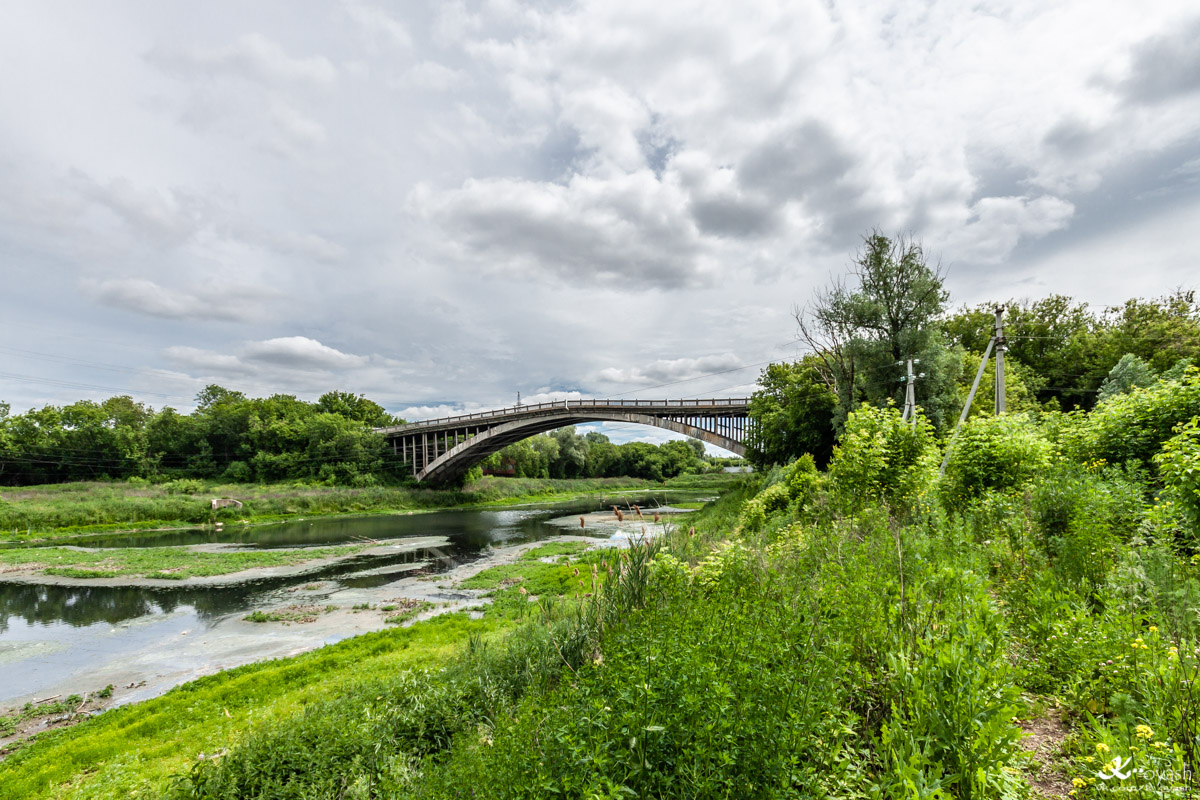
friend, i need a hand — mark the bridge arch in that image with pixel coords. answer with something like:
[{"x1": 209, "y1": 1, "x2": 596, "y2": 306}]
[{"x1": 416, "y1": 410, "x2": 745, "y2": 483}]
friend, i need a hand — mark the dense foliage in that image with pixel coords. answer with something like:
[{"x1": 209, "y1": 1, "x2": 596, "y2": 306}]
[
  {"x1": 0, "y1": 390, "x2": 727, "y2": 487},
  {"x1": 478, "y1": 426, "x2": 722, "y2": 481}
]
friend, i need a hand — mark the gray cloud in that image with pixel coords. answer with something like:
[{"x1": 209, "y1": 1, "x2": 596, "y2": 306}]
[
  {"x1": 410, "y1": 174, "x2": 711, "y2": 288},
  {"x1": 242, "y1": 337, "x2": 368, "y2": 369},
  {"x1": 87, "y1": 278, "x2": 271, "y2": 322},
  {"x1": 146, "y1": 33, "x2": 338, "y2": 88},
  {"x1": 596, "y1": 354, "x2": 746, "y2": 386},
  {"x1": 1110, "y1": 17, "x2": 1200, "y2": 105}
]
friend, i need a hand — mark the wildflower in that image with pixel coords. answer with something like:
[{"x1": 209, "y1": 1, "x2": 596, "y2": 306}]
[
  {"x1": 1135, "y1": 724, "x2": 1155, "y2": 740},
  {"x1": 1096, "y1": 742, "x2": 1110, "y2": 754},
  {"x1": 1073, "y1": 778, "x2": 1086, "y2": 789},
  {"x1": 1149, "y1": 625, "x2": 1159, "y2": 633}
]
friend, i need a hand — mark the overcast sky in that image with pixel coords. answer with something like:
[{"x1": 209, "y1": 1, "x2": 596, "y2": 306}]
[{"x1": 3, "y1": 1, "x2": 1200, "y2": 446}]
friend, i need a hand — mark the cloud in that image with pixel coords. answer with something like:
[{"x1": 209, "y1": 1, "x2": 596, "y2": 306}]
[
  {"x1": 269, "y1": 102, "x2": 327, "y2": 147},
  {"x1": 146, "y1": 33, "x2": 337, "y2": 88},
  {"x1": 396, "y1": 61, "x2": 467, "y2": 92},
  {"x1": 342, "y1": 0, "x2": 413, "y2": 50},
  {"x1": 410, "y1": 172, "x2": 713, "y2": 288},
  {"x1": 242, "y1": 336, "x2": 368, "y2": 369},
  {"x1": 164, "y1": 345, "x2": 249, "y2": 373},
  {"x1": 596, "y1": 354, "x2": 746, "y2": 386},
  {"x1": 941, "y1": 195, "x2": 1076, "y2": 265},
  {"x1": 73, "y1": 173, "x2": 203, "y2": 246},
  {"x1": 88, "y1": 278, "x2": 266, "y2": 322},
  {"x1": 1109, "y1": 17, "x2": 1200, "y2": 105}
]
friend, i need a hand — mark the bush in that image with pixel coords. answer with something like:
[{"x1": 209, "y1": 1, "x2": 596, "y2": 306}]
[
  {"x1": 1155, "y1": 416, "x2": 1200, "y2": 537},
  {"x1": 939, "y1": 414, "x2": 1051, "y2": 508},
  {"x1": 163, "y1": 478, "x2": 203, "y2": 495},
  {"x1": 1028, "y1": 462, "x2": 1145, "y2": 587},
  {"x1": 828, "y1": 404, "x2": 937, "y2": 512},
  {"x1": 1064, "y1": 368, "x2": 1200, "y2": 470}
]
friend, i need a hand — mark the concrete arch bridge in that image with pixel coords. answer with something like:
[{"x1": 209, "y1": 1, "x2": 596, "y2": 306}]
[{"x1": 376, "y1": 398, "x2": 751, "y2": 483}]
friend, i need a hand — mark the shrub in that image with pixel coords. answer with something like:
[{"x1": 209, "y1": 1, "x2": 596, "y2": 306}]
[
  {"x1": 1064, "y1": 368, "x2": 1200, "y2": 470},
  {"x1": 1155, "y1": 416, "x2": 1200, "y2": 537},
  {"x1": 163, "y1": 478, "x2": 203, "y2": 495},
  {"x1": 1028, "y1": 462, "x2": 1144, "y2": 587},
  {"x1": 939, "y1": 414, "x2": 1051, "y2": 508},
  {"x1": 828, "y1": 404, "x2": 937, "y2": 512}
]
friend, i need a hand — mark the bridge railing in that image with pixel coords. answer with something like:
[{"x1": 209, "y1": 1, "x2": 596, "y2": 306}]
[{"x1": 377, "y1": 398, "x2": 751, "y2": 434}]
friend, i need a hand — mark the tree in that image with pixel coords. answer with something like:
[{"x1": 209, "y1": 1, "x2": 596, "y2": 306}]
[
  {"x1": 797, "y1": 231, "x2": 948, "y2": 427},
  {"x1": 316, "y1": 391, "x2": 399, "y2": 427},
  {"x1": 746, "y1": 358, "x2": 837, "y2": 469},
  {"x1": 1098, "y1": 354, "x2": 1157, "y2": 402}
]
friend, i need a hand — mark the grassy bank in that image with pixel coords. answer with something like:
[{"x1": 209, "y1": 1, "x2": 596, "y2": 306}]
[
  {"x1": 0, "y1": 474, "x2": 733, "y2": 541},
  {"x1": 0, "y1": 538, "x2": 629, "y2": 798},
  {"x1": 0, "y1": 542, "x2": 371, "y2": 581}
]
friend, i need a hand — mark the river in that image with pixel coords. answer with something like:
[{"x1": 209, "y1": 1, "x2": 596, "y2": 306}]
[{"x1": 0, "y1": 494, "x2": 691, "y2": 709}]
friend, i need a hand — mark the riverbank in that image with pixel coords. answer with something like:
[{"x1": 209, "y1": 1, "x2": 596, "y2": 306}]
[
  {"x1": 0, "y1": 473, "x2": 734, "y2": 542},
  {"x1": 0, "y1": 536, "x2": 451, "y2": 585},
  {"x1": 0, "y1": 500, "x2": 684, "y2": 797}
]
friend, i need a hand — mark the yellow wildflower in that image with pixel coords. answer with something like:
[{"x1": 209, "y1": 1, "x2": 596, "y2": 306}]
[
  {"x1": 1096, "y1": 742, "x2": 1110, "y2": 754},
  {"x1": 1135, "y1": 724, "x2": 1155, "y2": 740}
]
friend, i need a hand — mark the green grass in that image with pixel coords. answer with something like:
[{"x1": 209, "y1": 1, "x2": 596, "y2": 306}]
[
  {"x1": 0, "y1": 475, "x2": 738, "y2": 541},
  {"x1": 0, "y1": 612, "x2": 513, "y2": 799},
  {"x1": 383, "y1": 599, "x2": 434, "y2": 625},
  {"x1": 0, "y1": 543, "x2": 367, "y2": 580},
  {"x1": 0, "y1": 478, "x2": 741, "y2": 799},
  {"x1": 243, "y1": 605, "x2": 338, "y2": 624}
]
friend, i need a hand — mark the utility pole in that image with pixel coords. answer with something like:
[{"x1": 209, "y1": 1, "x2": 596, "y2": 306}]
[
  {"x1": 899, "y1": 358, "x2": 924, "y2": 425},
  {"x1": 994, "y1": 306, "x2": 1006, "y2": 414}
]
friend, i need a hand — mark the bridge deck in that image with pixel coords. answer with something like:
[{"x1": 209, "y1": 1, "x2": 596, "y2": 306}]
[{"x1": 376, "y1": 398, "x2": 750, "y2": 435}]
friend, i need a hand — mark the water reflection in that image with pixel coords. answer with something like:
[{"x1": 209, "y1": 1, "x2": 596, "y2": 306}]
[{"x1": 0, "y1": 495, "x2": 687, "y2": 631}]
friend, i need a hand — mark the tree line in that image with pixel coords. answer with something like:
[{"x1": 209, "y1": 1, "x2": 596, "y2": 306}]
[
  {"x1": 747, "y1": 231, "x2": 1200, "y2": 470},
  {"x1": 478, "y1": 427, "x2": 731, "y2": 481},
  {"x1": 0, "y1": 386, "x2": 730, "y2": 487}
]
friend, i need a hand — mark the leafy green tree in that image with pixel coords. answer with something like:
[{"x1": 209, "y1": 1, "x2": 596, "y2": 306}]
[
  {"x1": 944, "y1": 296, "x2": 1107, "y2": 410},
  {"x1": 550, "y1": 426, "x2": 589, "y2": 478},
  {"x1": 315, "y1": 391, "x2": 399, "y2": 427},
  {"x1": 746, "y1": 358, "x2": 837, "y2": 469},
  {"x1": 1104, "y1": 290, "x2": 1200, "y2": 374},
  {"x1": 1098, "y1": 354, "x2": 1157, "y2": 402},
  {"x1": 797, "y1": 232, "x2": 949, "y2": 427}
]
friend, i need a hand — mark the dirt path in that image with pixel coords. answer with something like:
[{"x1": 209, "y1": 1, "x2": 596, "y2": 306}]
[{"x1": 1020, "y1": 711, "x2": 1073, "y2": 798}]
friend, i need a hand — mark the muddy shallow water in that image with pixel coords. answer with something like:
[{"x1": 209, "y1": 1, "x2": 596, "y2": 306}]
[{"x1": 0, "y1": 495, "x2": 695, "y2": 708}]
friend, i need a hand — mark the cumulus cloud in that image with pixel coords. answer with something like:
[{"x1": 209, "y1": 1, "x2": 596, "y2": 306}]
[
  {"x1": 269, "y1": 102, "x2": 327, "y2": 147},
  {"x1": 596, "y1": 354, "x2": 746, "y2": 386},
  {"x1": 164, "y1": 345, "x2": 249, "y2": 373},
  {"x1": 146, "y1": 33, "x2": 337, "y2": 88},
  {"x1": 410, "y1": 172, "x2": 712, "y2": 287},
  {"x1": 942, "y1": 195, "x2": 1076, "y2": 265},
  {"x1": 8, "y1": 1, "x2": 1200, "y2": 422},
  {"x1": 1109, "y1": 17, "x2": 1200, "y2": 105},
  {"x1": 88, "y1": 278, "x2": 268, "y2": 322},
  {"x1": 73, "y1": 173, "x2": 203, "y2": 246},
  {"x1": 342, "y1": 0, "x2": 413, "y2": 50},
  {"x1": 396, "y1": 61, "x2": 467, "y2": 92},
  {"x1": 242, "y1": 337, "x2": 368, "y2": 369}
]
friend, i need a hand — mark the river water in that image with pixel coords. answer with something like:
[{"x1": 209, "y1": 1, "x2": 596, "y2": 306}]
[{"x1": 0, "y1": 495, "x2": 688, "y2": 707}]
